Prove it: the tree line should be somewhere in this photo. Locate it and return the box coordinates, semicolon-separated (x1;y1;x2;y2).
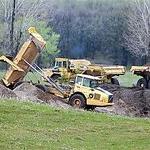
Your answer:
0;0;150;68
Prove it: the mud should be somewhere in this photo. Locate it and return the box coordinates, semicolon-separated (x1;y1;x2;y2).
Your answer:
13;83;71;109
96;84;150;117
0;84;17;99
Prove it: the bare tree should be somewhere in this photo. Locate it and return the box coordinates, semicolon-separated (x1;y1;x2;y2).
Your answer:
124;0;150;63
0;0;45;55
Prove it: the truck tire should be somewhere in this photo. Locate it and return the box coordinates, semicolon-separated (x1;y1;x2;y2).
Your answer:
137;78;147;88
69;94;86;108
111;78;119;85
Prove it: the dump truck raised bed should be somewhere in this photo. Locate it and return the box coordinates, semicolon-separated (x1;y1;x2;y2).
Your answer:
0;27;46;89
130;66;150;89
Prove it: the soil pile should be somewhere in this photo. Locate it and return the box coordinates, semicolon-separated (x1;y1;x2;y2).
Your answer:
96;84;150;117
13;83;71;109
0;84;17;99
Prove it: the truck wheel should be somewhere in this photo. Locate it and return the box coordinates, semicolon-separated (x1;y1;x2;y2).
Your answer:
111;78;119;85
137;78;147;88
69;94;86;108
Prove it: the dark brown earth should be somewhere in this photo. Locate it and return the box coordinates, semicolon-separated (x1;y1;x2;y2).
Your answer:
96;84;150;117
0;83;150;117
13;83;71;109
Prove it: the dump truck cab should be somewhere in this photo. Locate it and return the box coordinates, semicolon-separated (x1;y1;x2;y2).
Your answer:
43;58;91;81
69;74;113;109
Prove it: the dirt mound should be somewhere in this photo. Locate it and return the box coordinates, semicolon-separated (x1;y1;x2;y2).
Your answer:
13;83;71;109
0;84;17;99
96;84;150;117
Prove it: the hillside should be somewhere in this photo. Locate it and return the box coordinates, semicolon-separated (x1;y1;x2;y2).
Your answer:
0;100;150;150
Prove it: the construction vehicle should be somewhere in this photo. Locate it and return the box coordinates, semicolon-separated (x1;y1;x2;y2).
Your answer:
0;27;46;89
83;64;126;85
0;27;113;109
43;57;126;85
42;57;91;81
130;66;150;89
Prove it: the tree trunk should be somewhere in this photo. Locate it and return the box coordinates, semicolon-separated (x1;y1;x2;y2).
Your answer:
10;0;16;56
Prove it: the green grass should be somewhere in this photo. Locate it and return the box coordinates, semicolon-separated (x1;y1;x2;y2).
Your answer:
117;72;141;87
0;100;150;150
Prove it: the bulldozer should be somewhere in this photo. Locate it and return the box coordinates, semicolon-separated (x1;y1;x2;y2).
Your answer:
42;57;126;85
130;66;150;89
0;27;114;109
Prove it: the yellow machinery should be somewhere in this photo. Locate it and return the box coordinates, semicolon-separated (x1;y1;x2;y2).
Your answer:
20;59;114;109
68;74;113;109
0;27;113;109
83;64;126;85
130;66;150;89
43;57;126;85
42;57;91;81
0;27;46;89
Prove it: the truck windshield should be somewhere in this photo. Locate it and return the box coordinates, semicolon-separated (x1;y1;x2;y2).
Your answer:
83;77;99;88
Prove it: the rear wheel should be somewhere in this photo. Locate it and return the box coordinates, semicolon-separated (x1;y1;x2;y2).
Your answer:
111;78;119;85
137;78;147;88
69;94;86;108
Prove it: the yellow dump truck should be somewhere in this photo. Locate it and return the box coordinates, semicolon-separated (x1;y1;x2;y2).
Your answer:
42;73;114;109
0;27;46;89
130;66;150;89
0;27;113;110
43;57;126;85
83;64;126;85
42;57;91;81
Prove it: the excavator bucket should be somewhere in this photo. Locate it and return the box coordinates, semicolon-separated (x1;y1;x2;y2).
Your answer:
0;27;46;88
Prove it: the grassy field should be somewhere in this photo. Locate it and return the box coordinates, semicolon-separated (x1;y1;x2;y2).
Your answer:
118;72;141;87
0;100;150;150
